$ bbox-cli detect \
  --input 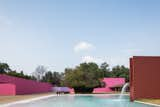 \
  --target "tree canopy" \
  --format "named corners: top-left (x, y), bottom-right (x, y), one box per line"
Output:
top-left (62, 62), bottom-right (102, 92)
top-left (111, 65), bottom-right (129, 82)
top-left (0, 62), bottom-right (11, 73)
